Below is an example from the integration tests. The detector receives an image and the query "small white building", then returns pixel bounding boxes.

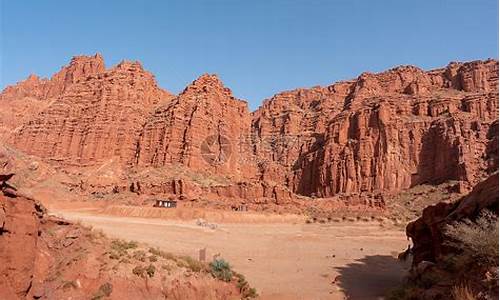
[154,199,177,208]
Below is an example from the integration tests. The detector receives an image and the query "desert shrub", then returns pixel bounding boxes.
[451,284,476,300]
[119,257,130,264]
[109,240,138,259]
[149,255,158,262]
[149,247,176,261]
[161,264,173,271]
[179,255,206,273]
[176,259,188,268]
[62,280,78,290]
[418,271,441,289]
[245,288,258,299]
[445,211,499,267]
[209,258,233,282]
[132,265,145,277]
[441,254,462,272]
[89,228,106,241]
[132,250,146,262]
[146,264,156,278]
[108,251,121,260]
[235,273,258,299]
[111,240,138,252]
[91,282,113,299]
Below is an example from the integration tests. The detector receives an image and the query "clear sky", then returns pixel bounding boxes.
[1,0,498,110]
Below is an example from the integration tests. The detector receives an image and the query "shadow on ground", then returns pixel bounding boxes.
[335,255,410,300]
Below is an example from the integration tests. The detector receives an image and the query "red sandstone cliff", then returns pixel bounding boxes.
[1,54,105,103]
[136,74,257,179]
[0,54,106,139]
[6,55,173,165]
[2,56,498,204]
[251,60,498,197]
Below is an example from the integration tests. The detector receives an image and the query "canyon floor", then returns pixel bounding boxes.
[51,206,410,300]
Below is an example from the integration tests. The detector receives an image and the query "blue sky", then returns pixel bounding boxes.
[1,0,498,110]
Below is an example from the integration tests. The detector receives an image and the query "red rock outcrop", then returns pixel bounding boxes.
[2,56,498,206]
[1,54,105,103]
[399,173,498,300]
[406,172,498,265]
[252,59,499,197]
[136,74,257,179]
[8,56,173,165]
[0,55,107,139]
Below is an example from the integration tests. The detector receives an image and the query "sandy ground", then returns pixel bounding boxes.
[52,209,411,300]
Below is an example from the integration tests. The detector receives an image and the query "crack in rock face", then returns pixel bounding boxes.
[200,134,232,166]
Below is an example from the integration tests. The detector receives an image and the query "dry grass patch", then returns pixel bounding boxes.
[451,284,476,300]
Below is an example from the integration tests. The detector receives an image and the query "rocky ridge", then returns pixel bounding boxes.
[8,55,173,165]
[251,60,498,198]
[1,55,498,209]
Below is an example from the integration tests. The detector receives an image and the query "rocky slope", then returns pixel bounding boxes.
[0,174,244,300]
[2,56,498,208]
[393,173,499,299]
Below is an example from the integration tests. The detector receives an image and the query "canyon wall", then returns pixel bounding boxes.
[136,74,257,180]
[6,55,173,165]
[1,55,498,202]
[252,60,498,197]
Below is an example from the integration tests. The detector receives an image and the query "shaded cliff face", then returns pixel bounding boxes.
[7,55,173,165]
[2,56,498,204]
[252,60,499,197]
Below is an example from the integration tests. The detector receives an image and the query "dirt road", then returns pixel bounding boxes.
[53,209,410,300]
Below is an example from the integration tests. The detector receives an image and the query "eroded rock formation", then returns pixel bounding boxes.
[1,55,498,205]
[136,74,257,179]
[7,55,173,165]
[251,60,499,197]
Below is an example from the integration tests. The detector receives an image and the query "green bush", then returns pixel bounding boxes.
[209,258,233,282]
